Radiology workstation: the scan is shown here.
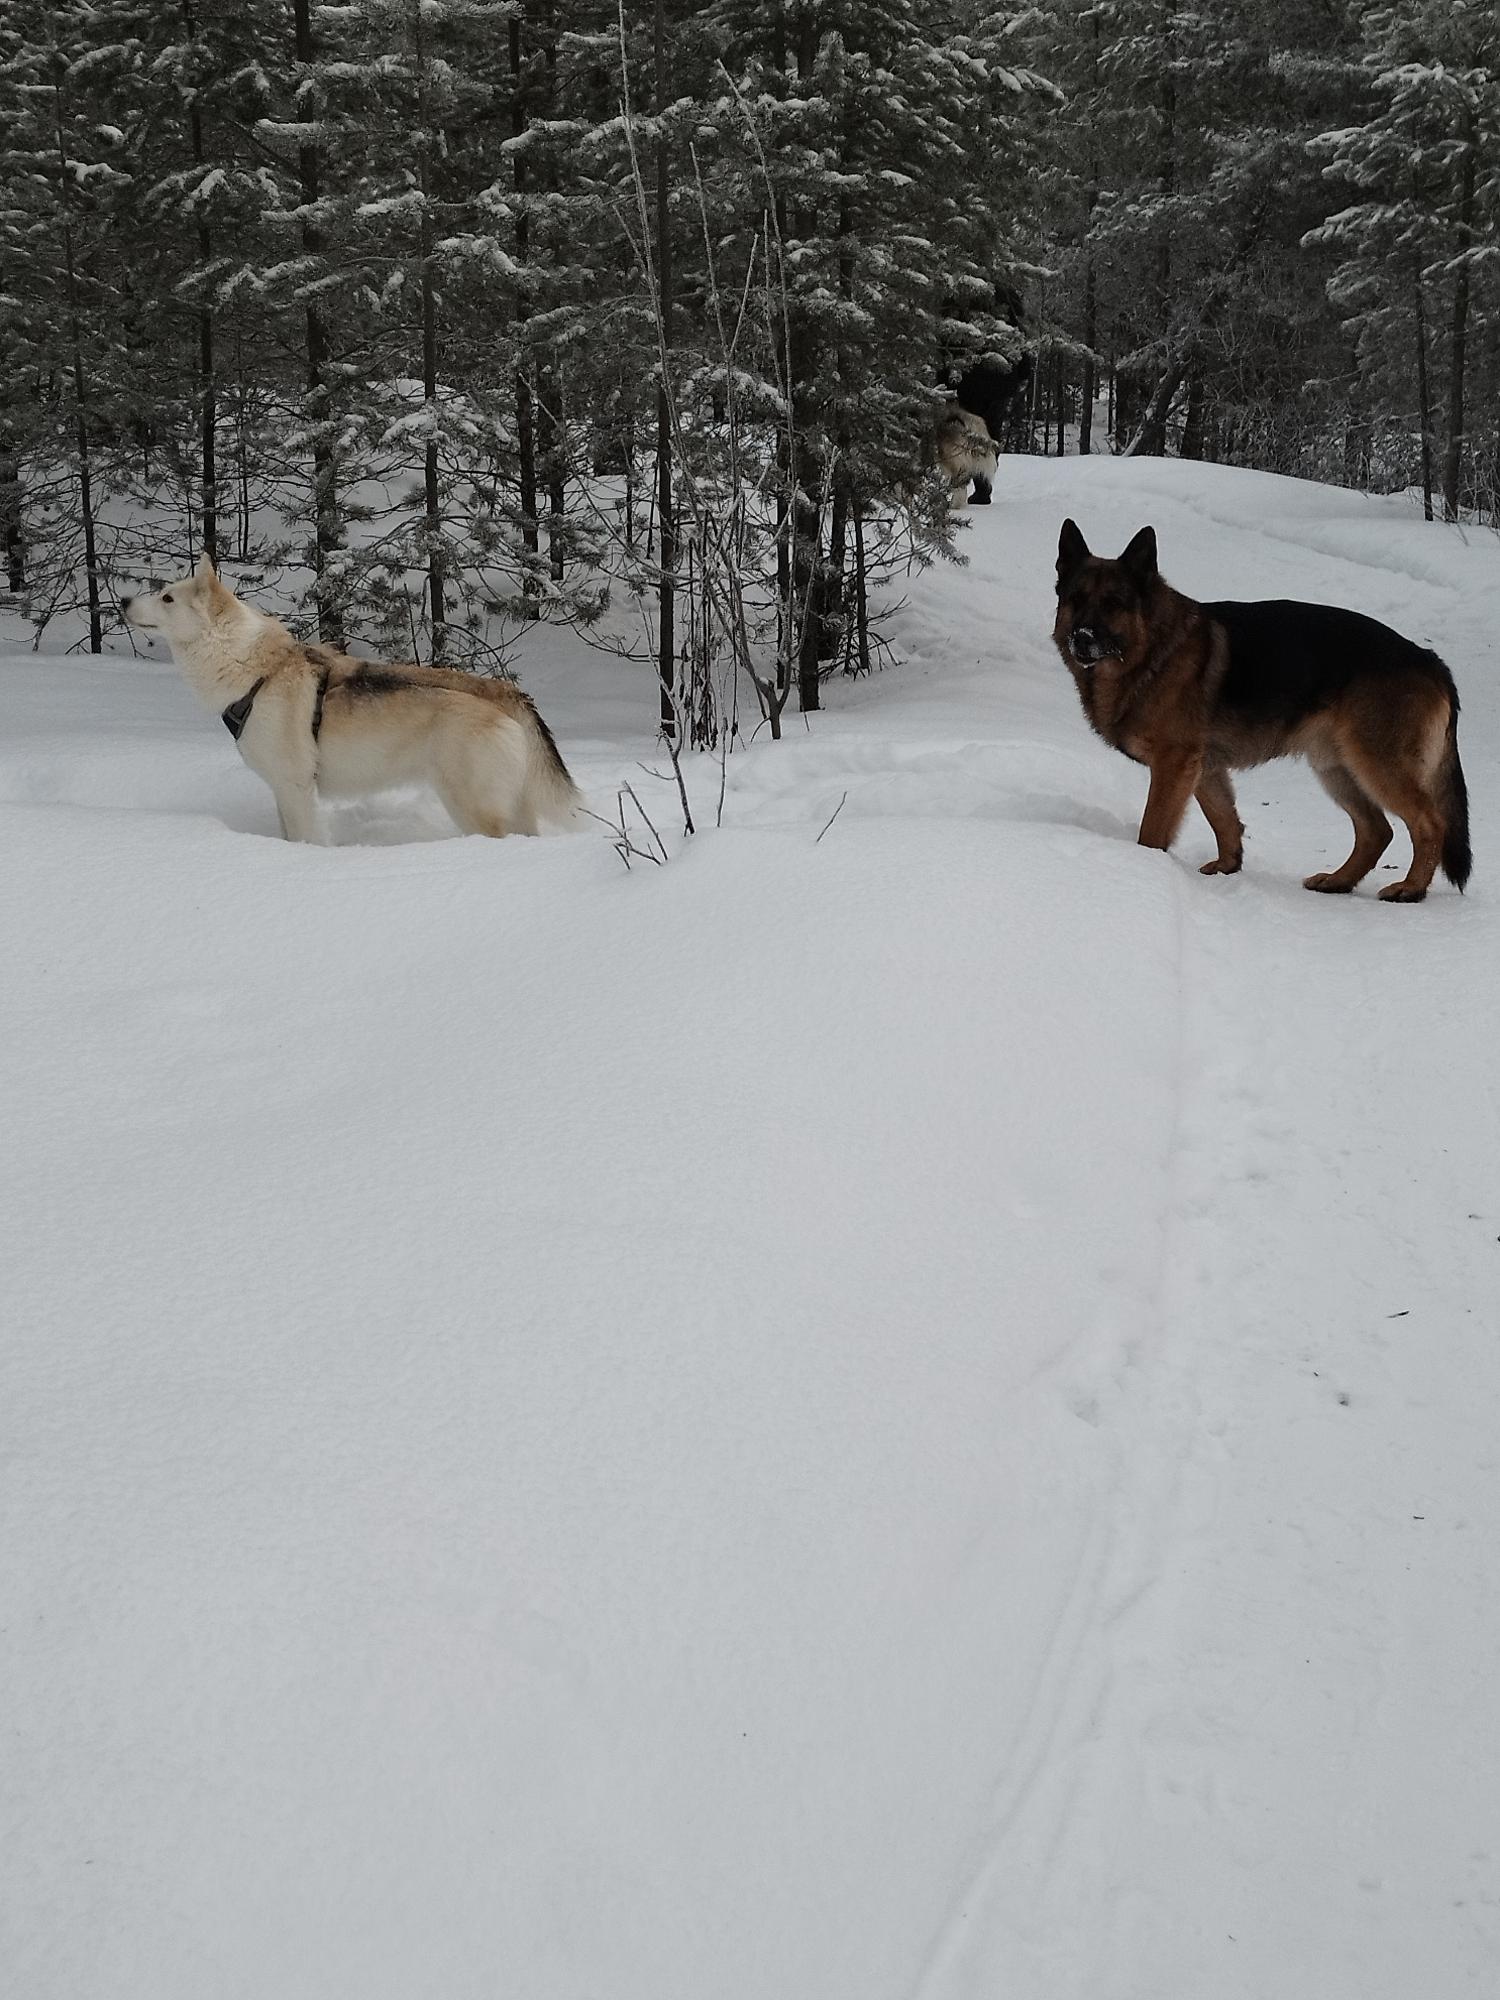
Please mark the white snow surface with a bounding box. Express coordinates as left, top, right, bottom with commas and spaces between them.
3, 457, 1498, 1998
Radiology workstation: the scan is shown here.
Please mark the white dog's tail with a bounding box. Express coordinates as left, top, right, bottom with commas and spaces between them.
523, 703, 585, 831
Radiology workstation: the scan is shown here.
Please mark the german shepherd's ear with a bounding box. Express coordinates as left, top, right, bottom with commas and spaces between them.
1120, 526, 1158, 585
1057, 518, 1089, 574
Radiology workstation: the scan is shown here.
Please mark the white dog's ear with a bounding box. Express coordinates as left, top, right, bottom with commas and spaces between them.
195, 551, 217, 582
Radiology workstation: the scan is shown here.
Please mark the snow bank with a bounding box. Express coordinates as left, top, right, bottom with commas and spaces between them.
3, 458, 1497, 1999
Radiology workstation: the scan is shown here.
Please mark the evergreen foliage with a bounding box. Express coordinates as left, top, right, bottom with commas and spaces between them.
1, 0, 1495, 706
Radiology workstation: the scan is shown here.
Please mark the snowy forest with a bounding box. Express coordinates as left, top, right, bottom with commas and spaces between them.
2, 0, 1497, 715
9, 9, 1500, 1992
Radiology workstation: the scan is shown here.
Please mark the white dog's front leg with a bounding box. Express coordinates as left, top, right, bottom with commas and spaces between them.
274, 784, 324, 843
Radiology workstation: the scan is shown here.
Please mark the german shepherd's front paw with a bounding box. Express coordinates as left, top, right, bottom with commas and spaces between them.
1378, 882, 1428, 903
1200, 856, 1242, 876
1303, 871, 1356, 893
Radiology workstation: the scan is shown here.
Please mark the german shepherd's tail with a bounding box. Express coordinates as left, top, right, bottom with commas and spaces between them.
1439, 695, 1472, 891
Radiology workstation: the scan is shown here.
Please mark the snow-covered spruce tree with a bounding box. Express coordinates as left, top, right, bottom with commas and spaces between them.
253, 1, 610, 668
91, 0, 292, 570
682, 0, 1046, 716
0, 10, 31, 596
1309, 2, 1499, 520
477, 0, 618, 613
0, 1, 143, 648
323, 0, 499, 664
1015, 0, 1378, 476
252, 0, 377, 643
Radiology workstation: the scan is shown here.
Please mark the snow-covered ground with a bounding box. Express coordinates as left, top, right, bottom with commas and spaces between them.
3, 457, 1497, 1999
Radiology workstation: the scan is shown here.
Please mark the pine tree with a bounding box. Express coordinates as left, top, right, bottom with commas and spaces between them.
1310, 1, 1499, 518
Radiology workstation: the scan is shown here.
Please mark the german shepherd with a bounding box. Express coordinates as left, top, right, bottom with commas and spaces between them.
123, 556, 580, 842
1052, 520, 1471, 901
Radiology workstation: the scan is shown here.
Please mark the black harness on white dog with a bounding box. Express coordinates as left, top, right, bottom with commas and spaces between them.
220, 668, 332, 743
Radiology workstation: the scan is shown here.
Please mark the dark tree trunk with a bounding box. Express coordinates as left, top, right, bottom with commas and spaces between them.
1157, 12, 1175, 330
1180, 372, 1205, 460
51, 66, 102, 651
1055, 354, 1067, 456
1343, 400, 1371, 490
823, 476, 849, 665
773, 432, 791, 737
1079, 12, 1100, 457
233, 320, 252, 561
1129, 356, 1189, 458
623, 407, 635, 551
1442, 112, 1477, 524
852, 502, 870, 679
509, 17, 539, 593
413, 0, 444, 658
796, 504, 824, 710
293, 0, 342, 642
1079, 260, 1096, 456
654, 0, 675, 737
182, 2, 216, 561
539, 369, 566, 585
1414, 275, 1434, 522
0, 433, 22, 593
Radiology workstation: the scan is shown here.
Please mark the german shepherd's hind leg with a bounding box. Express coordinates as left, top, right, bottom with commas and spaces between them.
1195, 767, 1244, 875
1338, 747, 1445, 902
1304, 763, 1391, 893
1137, 753, 1202, 853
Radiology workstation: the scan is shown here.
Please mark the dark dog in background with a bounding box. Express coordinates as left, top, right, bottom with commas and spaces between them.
948, 353, 1033, 503
1052, 519, 1470, 901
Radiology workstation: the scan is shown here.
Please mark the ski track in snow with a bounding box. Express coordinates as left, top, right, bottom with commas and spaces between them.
3, 457, 1498, 1999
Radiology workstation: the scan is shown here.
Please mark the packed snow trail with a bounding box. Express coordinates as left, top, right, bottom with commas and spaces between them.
2, 458, 1497, 1998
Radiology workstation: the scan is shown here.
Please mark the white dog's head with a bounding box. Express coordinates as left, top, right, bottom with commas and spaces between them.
122, 553, 239, 644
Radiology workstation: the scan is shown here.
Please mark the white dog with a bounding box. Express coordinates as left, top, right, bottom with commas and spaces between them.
933, 404, 999, 509
123, 557, 579, 841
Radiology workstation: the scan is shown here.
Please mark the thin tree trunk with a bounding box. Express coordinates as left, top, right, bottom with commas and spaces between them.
182, 1, 216, 561
1080, 261, 1096, 456
1180, 372, 1205, 460
623, 407, 635, 551
539, 369, 565, 585
852, 502, 870, 678
293, 0, 341, 642
824, 476, 849, 665
1079, 11, 1100, 456
1055, 354, 1067, 456
0, 432, 22, 593
542, 10, 565, 588
413, 0, 444, 658
792, 374, 822, 711
823, 176, 854, 664
1442, 110, 1477, 524
794, 490, 822, 710
51, 63, 102, 651
509, 18, 538, 591
774, 431, 791, 735
233, 319, 252, 560
1157, 7, 1175, 335
1127, 355, 1190, 458
1414, 275, 1434, 522
654, 0, 675, 737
